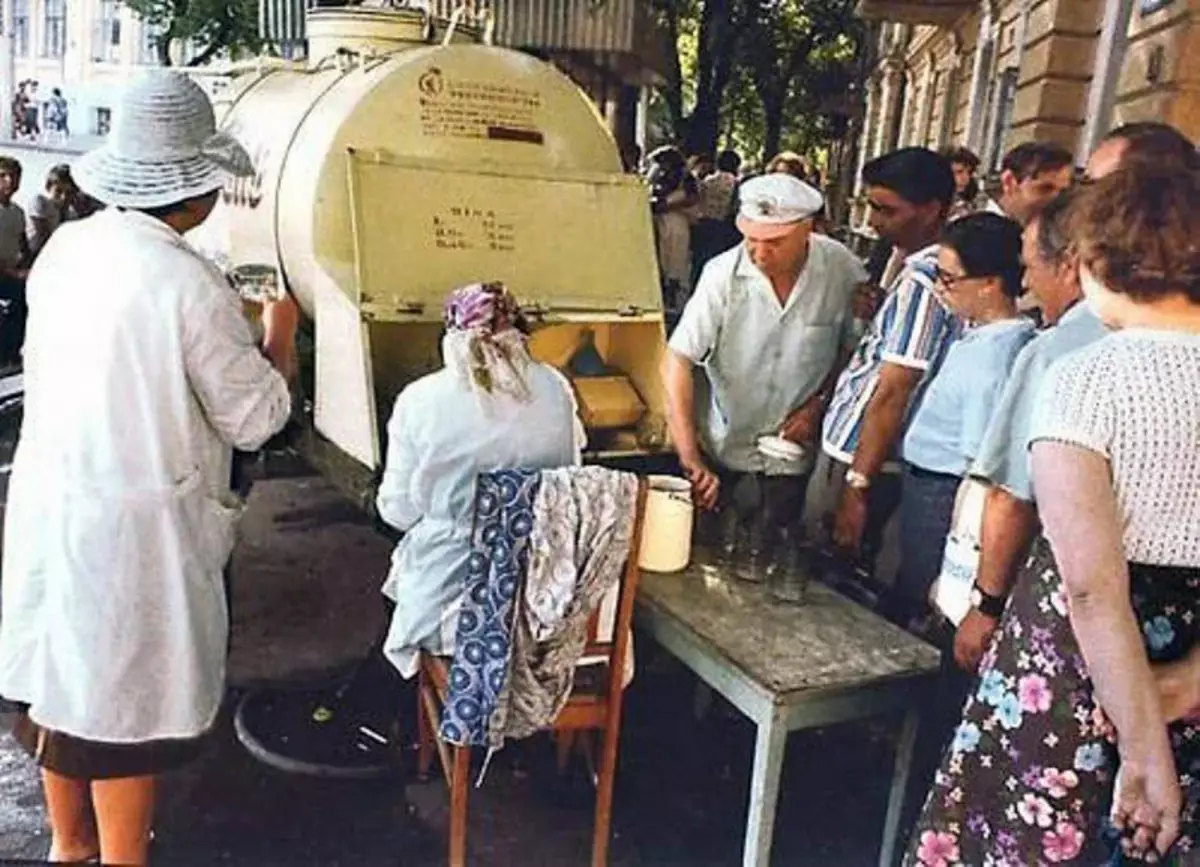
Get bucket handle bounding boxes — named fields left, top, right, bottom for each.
left=442, top=5, right=468, bottom=46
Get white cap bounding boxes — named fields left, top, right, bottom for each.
left=75, top=70, right=253, bottom=209
left=736, top=173, right=824, bottom=240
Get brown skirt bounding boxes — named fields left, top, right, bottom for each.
left=9, top=706, right=207, bottom=780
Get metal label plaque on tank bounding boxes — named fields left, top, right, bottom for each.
left=417, top=67, right=545, bottom=145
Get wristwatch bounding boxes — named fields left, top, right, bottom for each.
left=970, top=585, right=1008, bottom=619
left=844, top=469, right=871, bottom=491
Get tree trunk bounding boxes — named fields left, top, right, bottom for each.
left=761, top=100, right=784, bottom=163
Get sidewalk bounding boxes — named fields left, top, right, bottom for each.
left=0, top=132, right=103, bottom=157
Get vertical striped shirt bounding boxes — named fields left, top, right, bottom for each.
left=821, top=243, right=960, bottom=470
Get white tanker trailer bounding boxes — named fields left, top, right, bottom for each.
left=190, top=6, right=669, bottom=504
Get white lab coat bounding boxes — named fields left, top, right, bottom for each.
left=0, top=209, right=291, bottom=743
left=376, top=360, right=583, bottom=678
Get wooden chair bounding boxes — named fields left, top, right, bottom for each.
left=416, top=478, right=648, bottom=867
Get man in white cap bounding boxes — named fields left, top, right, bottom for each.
left=0, top=70, right=296, bottom=866
left=662, top=171, right=868, bottom=516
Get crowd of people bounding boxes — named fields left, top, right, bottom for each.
left=0, top=62, right=1196, bottom=867
left=664, top=123, right=1200, bottom=865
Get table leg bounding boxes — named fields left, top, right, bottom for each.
left=693, top=681, right=714, bottom=721
left=743, top=709, right=788, bottom=867
left=879, top=708, right=920, bottom=867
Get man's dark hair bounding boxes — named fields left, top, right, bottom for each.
left=1000, top=141, right=1074, bottom=181
left=1033, top=189, right=1075, bottom=267
left=940, top=212, right=1025, bottom=299
left=717, top=149, right=741, bottom=174
left=46, top=163, right=73, bottom=190
left=861, top=147, right=955, bottom=211
left=1102, top=122, right=1198, bottom=171
left=0, top=156, right=22, bottom=182
left=940, top=145, right=980, bottom=171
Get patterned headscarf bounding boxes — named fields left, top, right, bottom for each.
left=441, top=282, right=533, bottom=402
left=443, top=281, right=527, bottom=335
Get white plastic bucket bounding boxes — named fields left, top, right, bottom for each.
left=638, top=475, right=694, bottom=573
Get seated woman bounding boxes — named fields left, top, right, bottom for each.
left=377, top=281, right=585, bottom=676
left=906, top=163, right=1200, bottom=866
left=234, top=282, right=585, bottom=774
left=894, top=212, right=1035, bottom=627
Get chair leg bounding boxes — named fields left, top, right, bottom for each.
left=555, top=730, right=576, bottom=776
left=416, top=672, right=434, bottom=781
left=449, top=745, right=470, bottom=867
left=592, top=726, right=622, bottom=867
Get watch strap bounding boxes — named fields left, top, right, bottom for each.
left=972, top=585, right=1007, bottom=618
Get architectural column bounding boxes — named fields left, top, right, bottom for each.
left=897, top=66, right=918, bottom=147
left=876, top=57, right=906, bottom=156
left=855, top=75, right=881, bottom=193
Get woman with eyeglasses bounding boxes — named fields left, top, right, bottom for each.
left=906, top=165, right=1200, bottom=866
left=893, top=212, right=1036, bottom=630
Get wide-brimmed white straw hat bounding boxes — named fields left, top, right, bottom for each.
left=75, top=70, right=253, bottom=209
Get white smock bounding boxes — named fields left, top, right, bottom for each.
left=376, top=357, right=584, bottom=678
left=0, top=209, right=291, bottom=743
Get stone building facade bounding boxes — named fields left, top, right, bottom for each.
left=852, top=0, right=1199, bottom=220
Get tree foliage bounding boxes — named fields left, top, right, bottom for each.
left=650, top=0, right=865, bottom=166
left=124, top=0, right=262, bottom=67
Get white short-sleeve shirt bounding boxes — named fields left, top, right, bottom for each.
left=669, top=234, right=867, bottom=474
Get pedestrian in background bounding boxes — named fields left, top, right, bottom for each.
left=26, top=164, right=76, bottom=257
left=940, top=145, right=980, bottom=221
left=0, top=157, right=31, bottom=365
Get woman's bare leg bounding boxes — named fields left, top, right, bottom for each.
left=92, top=775, right=156, bottom=866
left=41, top=769, right=98, bottom=861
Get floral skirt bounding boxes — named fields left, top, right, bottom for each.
left=904, top=536, right=1200, bottom=867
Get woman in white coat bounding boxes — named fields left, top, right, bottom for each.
left=0, top=71, right=296, bottom=865
left=377, top=281, right=585, bottom=677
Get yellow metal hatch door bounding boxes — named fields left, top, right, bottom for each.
left=346, top=149, right=661, bottom=322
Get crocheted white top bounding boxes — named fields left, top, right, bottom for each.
left=1030, top=327, right=1200, bottom=568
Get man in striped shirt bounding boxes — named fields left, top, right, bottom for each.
left=819, top=148, right=961, bottom=576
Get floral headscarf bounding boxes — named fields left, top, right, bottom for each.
left=441, top=282, right=533, bottom=402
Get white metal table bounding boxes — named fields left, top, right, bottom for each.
left=635, top=557, right=941, bottom=867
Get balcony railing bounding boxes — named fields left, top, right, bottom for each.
left=855, top=0, right=978, bottom=28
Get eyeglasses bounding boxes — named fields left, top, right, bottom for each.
left=933, top=265, right=974, bottom=290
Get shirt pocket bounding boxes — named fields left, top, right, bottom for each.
left=792, top=323, right=840, bottom=376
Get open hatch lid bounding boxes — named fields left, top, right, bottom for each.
left=346, top=150, right=663, bottom=322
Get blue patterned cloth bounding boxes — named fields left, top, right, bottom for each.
left=438, top=470, right=540, bottom=746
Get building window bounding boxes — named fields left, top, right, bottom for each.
left=985, top=67, right=1020, bottom=173
left=12, top=0, right=29, bottom=58
left=139, top=21, right=165, bottom=64
left=43, top=0, right=67, bottom=58
left=93, top=0, right=122, bottom=63
left=96, top=107, right=112, bottom=136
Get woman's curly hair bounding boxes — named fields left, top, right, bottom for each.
left=1069, top=165, right=1200, bottom=303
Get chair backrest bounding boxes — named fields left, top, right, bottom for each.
left=577, top=478, right=648, bottom=685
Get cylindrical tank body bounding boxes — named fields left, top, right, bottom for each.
left=202, top=37, right=624, bottom=317
left=191, top=10, right=663, bottom=485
